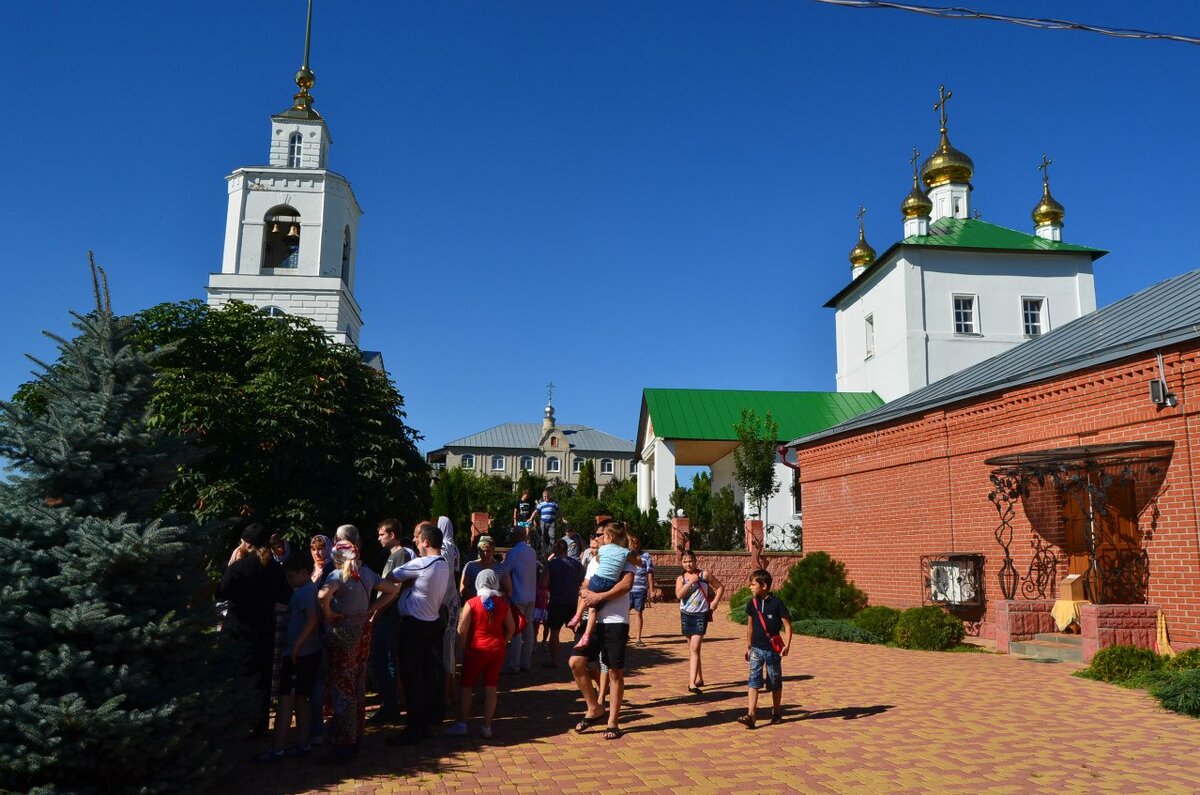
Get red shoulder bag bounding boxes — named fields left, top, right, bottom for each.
left=753, top=597, right=786, bottom=654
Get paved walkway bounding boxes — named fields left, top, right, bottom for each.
left=226, top=604, right=1200, bottom=794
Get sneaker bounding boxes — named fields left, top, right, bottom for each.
left=444, top=722, right=468, bottom=737
left=479, top=725, right=493, bottom=739
left=573, top=633, right=591, bottom=650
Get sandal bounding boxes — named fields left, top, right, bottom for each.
left=688, top=686, right=702, bottom=695
left=574, top=712, right=604, bottom=733
left=566, top=615, right=581, bottom=631
left=770, top=712, right=783, bottom=725
left=603, top=727, right=623, bottom=740
left=737, top=714, right=756, bottom=730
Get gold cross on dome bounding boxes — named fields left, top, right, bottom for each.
left=546, top=381, right=556, bottom=405
left=856, top=204, right=867, bottom=230
left=934, top=84, right=953, bottom=131
left=910, top=147, right=921, bottom=177
left=1039, top=153, right=1053, bottom=184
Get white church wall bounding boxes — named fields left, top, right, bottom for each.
left=834, top=258, right=911, bottom=401
left=918, top=248, right=1095, bottom=385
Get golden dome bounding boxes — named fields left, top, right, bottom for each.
left=849, top=225, right=876, bottom=268
left=1032, top=180, right=1064, bottom=226
left=921, top=129, right=974, bottom=188
left=901, top=177, right=933, bottom=219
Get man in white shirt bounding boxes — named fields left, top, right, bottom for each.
left=569, top=520, right=636, bottom=741
left=499, top=524, right=537, bottom=674
left=386, top=523, right=450, bottom=745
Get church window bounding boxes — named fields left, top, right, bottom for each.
left=572, top=458, right=584, bottom=474
left=261, top=306, right=287, bottom=318
left=460, top=454, right=475, bottom=469
left=520, top=455, right=533, bottom=471
left=953, top=295, right=977, bottom=335
left=491, top=455, right=506, bottom=471
left=547, top=456, right=561, bottom=473
left=630, top=460, right=638, bottom=477
left=864, top=314, right=875, bottom=359
left=263, top=206, right=301, bottom=269
left=550, top=436, right=558, bottom=448
left=1022, top=297, right=1045, bottom=337
left=341, top=226, right=352, bottom=285
left=287, top=132, right=303, bottom=168
left=600, top=458, right=614, bottom=475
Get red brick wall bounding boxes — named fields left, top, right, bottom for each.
left=795, top=343, right=1200, bottom=648
left=647, top=551, right=804, bottom=597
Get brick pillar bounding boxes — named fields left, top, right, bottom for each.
left=470, top=512, right=490, bottom=541
left=671, top=517, right=691, bottom=556
left=1080, top=604, right=1160, bottom=662
left=595, top=514, right=612, bottom=528
left=745, top=519, right=765, bottom=570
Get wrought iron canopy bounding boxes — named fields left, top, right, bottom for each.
left=985, top=441, right=1174, bottom=471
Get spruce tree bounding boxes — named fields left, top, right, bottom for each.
left=0, top=260, right=254, bottom=794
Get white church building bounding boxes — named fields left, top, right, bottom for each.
left=831, top=88, right=1105, bottom=401
left=635, top=87, right=1106, bottom=541
left=206, top=14, right=365, bottom=348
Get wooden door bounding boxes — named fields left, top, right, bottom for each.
left=1061, top=490, right=1090, bottom=576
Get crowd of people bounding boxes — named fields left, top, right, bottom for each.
left=217, top=500, right=796, bottom=765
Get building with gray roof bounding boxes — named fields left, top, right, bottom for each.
left=426, top=401, right=636, bottom=487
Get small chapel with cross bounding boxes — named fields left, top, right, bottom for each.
left=830, top=86, right=1104, bottom=402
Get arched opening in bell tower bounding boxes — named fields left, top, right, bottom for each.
left=262, top=205, right=301, bottom=270
left=341, top=225, right=352, bottom=285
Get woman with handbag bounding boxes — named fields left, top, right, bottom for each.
left=675, top=550, right=724, bottom=694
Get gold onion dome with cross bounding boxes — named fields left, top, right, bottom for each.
left=901, top=148, right=933, bottom=219
left=920, top=86, right=974, bottom=188
left=1032, top=155, right=1065, bottom=225
left=848, top=212, right=876, bottom=268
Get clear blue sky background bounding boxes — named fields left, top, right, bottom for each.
left=1, top=2, right=1198, bottom=458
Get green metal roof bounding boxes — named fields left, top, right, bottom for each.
left=901, top=217, right=1105, bottom=254
left=640, top=388, right=883, bottom=442
left=825, top=218, right=1107, bottom=308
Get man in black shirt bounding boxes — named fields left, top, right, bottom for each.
left=512, top=489, right=538, bottom=551
left=740, top=568, right=793, bottom=729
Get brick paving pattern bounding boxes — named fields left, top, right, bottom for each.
left=225, top=605, right=1200, bottom=794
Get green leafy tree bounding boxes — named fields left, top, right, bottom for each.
left=704, top=484, right=744, bottom=550
left=517, top=470, right=548, bottom=504
left=598, top=478, right=669, bottom=549
left=431, top=468, right=516, bottom=544
left=0, top=265, right=254, bottom=794
left=576, top=459, right=598, bottom=499
left=128, top=300, right=429, bottom=546
left=732, top=408, right=780, bottom=524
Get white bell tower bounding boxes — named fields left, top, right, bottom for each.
left=207, top=1, right=364, bottom=347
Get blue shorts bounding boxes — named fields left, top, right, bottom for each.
left=630, top=591, right=647, bottom=611
left=681, top=611, right=708, bottom=637
left=588, top=574, right=617, bottom=593
left=748, top=646, right=782, bottom=691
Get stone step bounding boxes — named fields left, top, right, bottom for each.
left=1033, top=632, right=1083, bottom=647
left=1010, top=639, right=1085, bottom=664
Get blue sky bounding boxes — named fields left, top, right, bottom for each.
left=2, top=2, right=1198, bottom=456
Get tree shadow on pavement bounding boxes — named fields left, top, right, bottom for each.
left=794, top=704, right=894, bottom=720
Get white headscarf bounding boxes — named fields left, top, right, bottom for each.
left=476, top=568, right=504, bottom=605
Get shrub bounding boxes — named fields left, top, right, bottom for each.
left=851, top=606, right=902, bottom=642
left=1165, top=647, right=1200, bottom=672
left=893, top=606, right=965, bottom=651
left=1125, top=669, right=1174, bottom=691
left=1148, top=669, right=1200, bottom=718
left=728, top=586, right=752, bottom=625
left=776, top=552, right=868, bottom=620
left=792, top=618, right=884, bottom=645
left=1076, top=645, right=1164, bottom=684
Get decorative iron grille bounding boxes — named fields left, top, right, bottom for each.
left=921, top=553, right=985, bottom=607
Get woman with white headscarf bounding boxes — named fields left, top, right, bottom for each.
left=437, top=516, right=463, bottom=708
left=445, top=569, right=514, bottom=738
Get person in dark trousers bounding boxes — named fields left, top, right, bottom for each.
left=386, top=523, right=451, bottom=746
left=368, top=518, right=408, bottom=724
left=219, top=523, right=292, bottom=734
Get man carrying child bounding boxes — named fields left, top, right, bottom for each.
left=740, top=568, right=794, bottom=729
